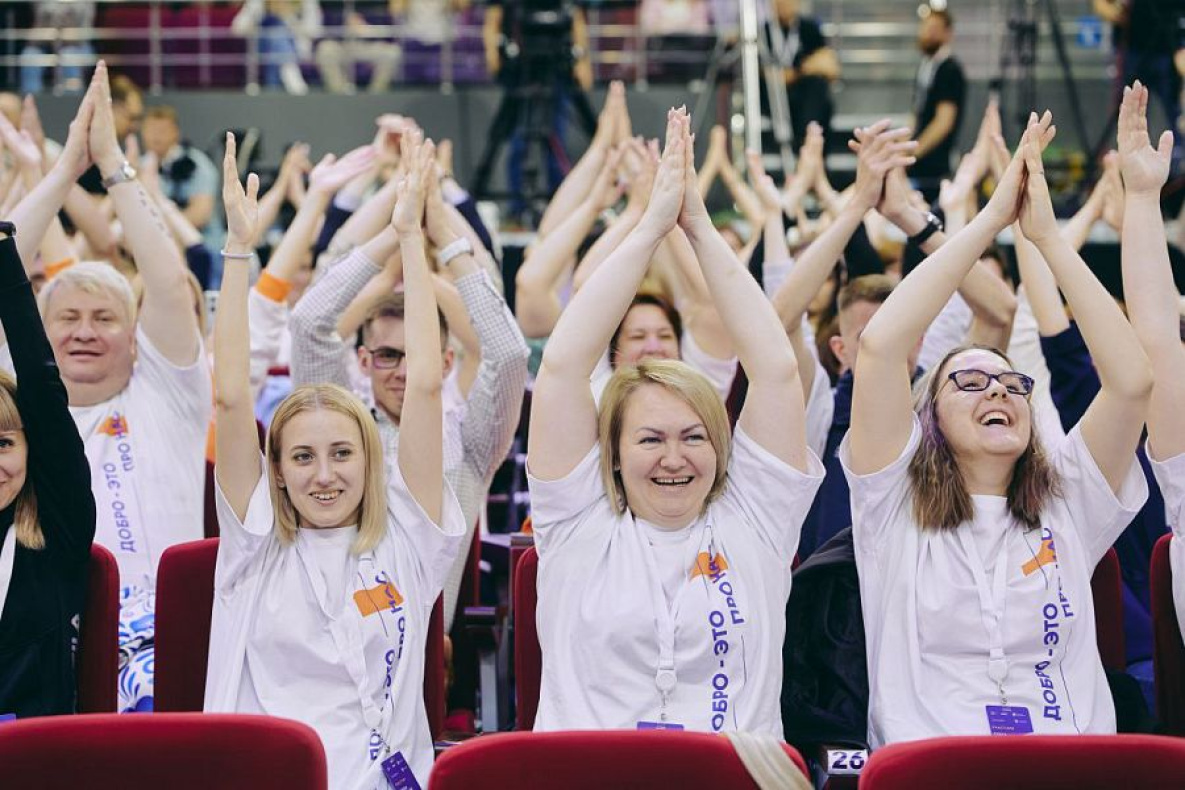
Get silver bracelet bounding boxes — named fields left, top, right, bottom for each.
left=221, top=249, right=255, bottom=260
left=437, top=237, right=474, bottom=267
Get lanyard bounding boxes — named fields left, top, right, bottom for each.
left=768, top=21, right=800, bottom=68
left=957, top=527, right=1015, bottom=706
left=638, top=517, right=711, bottom=722
left=293, top=537, right=391, bottom=741
left=0, top=527, right=15, bottom=620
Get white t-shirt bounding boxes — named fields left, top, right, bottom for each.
left=526, top=427, right=824, bottom=734
left=841, top=418, right=1147, bottom=748
left=1148, top=449, right=1185, bottom=642
left=205, top=456, right=465, bottom=790
left=67, top=327, right=211, bottom=590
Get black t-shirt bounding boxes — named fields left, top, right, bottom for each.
left=0, top=236, right=96, bottom=719
left=911, top=56, right=966, bottom=180
left=1122, top=0, right=1185, bottom=55
left=765, top=16, right=826, bottom=70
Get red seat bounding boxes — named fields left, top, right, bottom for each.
left=513, top=545, right=541, bottom=731
left=154, top=538, right=447, bottom=737
left=1152, top=533, right=1185, bottom=734
left=858, top=734, right=1185, bottom=790
left=0, top=713, right=326, bottom=790
left=1091, top=547, right=1125, bottom=673
left=431, top=730, right=809, bottom=789
left=76, top=543, right=119, bottom=713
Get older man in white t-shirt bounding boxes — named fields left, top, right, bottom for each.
left=10, top=64, right=210, bottom=712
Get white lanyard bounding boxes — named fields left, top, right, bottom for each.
left=957, top=527, right=1015, bottom=706
left=638, top=517, right=711, bottom=722
left=0, top=526, right=15, bottom=620
left=293, top=538, right=391, bottom=739
left=768, top=22, right=800, bottom=68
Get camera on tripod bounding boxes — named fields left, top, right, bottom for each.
left=497, top=0, right=578, bottom=86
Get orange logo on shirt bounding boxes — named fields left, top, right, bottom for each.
left=96, top=414, right=130, bottom=439
left=689, top=552, right=729, bottom=580
left=1022, top=537, right=1058, bottom=576
left=353, top=580, right=405, bottom=617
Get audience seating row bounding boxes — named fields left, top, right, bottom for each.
left=2, top=714, right=1184, bottom=789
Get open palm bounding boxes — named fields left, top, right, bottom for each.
left=1117, top=82, right=1171, bottom=197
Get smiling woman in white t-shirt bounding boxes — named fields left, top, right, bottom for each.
left=1114, top=83, right=1185, bottom=642
left=206, top=132, right=464, bottom=790
left=527, top=108, right=824, bottom=735
left=843, top=115, right=1151, bottom=748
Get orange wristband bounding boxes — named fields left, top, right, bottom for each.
left=255, top=271, right=292, bottom=303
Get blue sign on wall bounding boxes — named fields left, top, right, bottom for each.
left=1077, top=16, right=1105, bottom=49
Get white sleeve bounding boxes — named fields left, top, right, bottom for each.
left=1149, top=449, right=1185, bottom=539
left=681, top=328, right=737, bottom=401
left=804, top=361, right=834, bottom=460
left=248, top=288, right=289, bottom=401
left=1007, top=288, right=1064, bottom=446
left=526, top=443, right=607, bottom=556
left=213, top=453, right=277, bottom=592
left=385, top=459, right=466, bottom=605
left=839, top=415, right=921, bottom=557
left=133, top=325, right=212, bottom=424
left=1050, top=426, right=1148, bottom=568
left=918, top=292, right=972, bottom=372
left=719, top=425, right=825, bottom=561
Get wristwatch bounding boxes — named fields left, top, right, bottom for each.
left=0, top=221, right=15, bottom=239
left=101, top=161, right=138, bottom=190
left=906, top=211, right=944, bottom=248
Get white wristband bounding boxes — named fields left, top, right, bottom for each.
left=437, top=237, right=473, bottom=267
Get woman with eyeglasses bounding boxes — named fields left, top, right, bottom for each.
left=843, top=114, right=1151, bottom=746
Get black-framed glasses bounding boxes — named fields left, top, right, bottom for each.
left=947, top=368, right=1034, bottom=396
left=365, top=346, right=407, bottom=370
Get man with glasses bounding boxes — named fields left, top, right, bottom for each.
left=290, top=190, right=529, bottom=630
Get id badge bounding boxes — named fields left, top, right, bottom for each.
left=637, top=721, right=685, bottom=730
left=0, top=713, right=14, bottom=723
left=380, top=752, right=422, bottom=790
left=985, top=705, right=1034, bottom=735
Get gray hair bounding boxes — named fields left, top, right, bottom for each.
left=39, top=261, right=138, bottom=324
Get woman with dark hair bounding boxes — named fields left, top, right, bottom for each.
left=527, top=108, right=823, bottom=733
left=844, top=114, right=1151, bottom=745
left=0, top=92, right=97, bottom=718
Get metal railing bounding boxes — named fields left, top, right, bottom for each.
left=0, top=0, right=1115, bottom=93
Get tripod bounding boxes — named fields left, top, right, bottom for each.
left=993, top=0, right=1092, bottom=183
left=472, top=1, right=596, bottom=226
left=691, top=0, right=795, bottom=180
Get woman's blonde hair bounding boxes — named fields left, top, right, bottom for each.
left=0, top=372, right=40, bottom=550
left=598, top=359, right=731, bottom=517
left=909, top=344, right=1061, bottom=530
left=267, top=384, right=387, bottom=553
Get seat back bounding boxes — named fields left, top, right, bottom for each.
left=0, top=713, right=327, bottom=790
left=431, top=730, right=809, bottom=790
left=859, top=734, right=1185, bottom=790
left=1152, top=533, right=1185, bottom=734
left=154, top=538, right=219, bottom=711
left=154, top=538, right=447, bottom=737
left=513, top=546, right=541, bottom=731
left=76, top=544, right=120, bottom=712
left=1091, top=547, right=1125, bottom=672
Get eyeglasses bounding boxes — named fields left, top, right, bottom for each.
left=946, top=368, right=1034, bottom=397
left=365, top=346, right=407, bottom=369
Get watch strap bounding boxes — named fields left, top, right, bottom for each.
left=906, top=212, right=943, bottom=247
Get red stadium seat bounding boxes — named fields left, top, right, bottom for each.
left=1091, top=547, right=1125, bottom=673
left=858, top=734, right=1185, bottom=790
left=431, top=730, right=809, bottom=790
left=513, top=545, right=541, bottom=731
left=154, top=538, right=447, bottom=737
left=1152, top=533, right=1185, bottom=734
left=0, top=713, right=327, bottom=790
left=76, top=543, right=119, bottom=713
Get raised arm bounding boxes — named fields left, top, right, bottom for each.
left=1118, top=81, right=1185, bottom=461
left=392, top=134, right=445, bottom=525
left=850, top=116, right=1048, bottom=475
left=89, top=62, right=200, bottom=365
left=529, top=110, right=686, bottom=481
left=8, top=94, right=92, bottom=270
left=1018, top=114, right=1151, bottom=492
left=214, top=134, right=263, bottom=522
left=516, top=146, right=624, bottom=337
